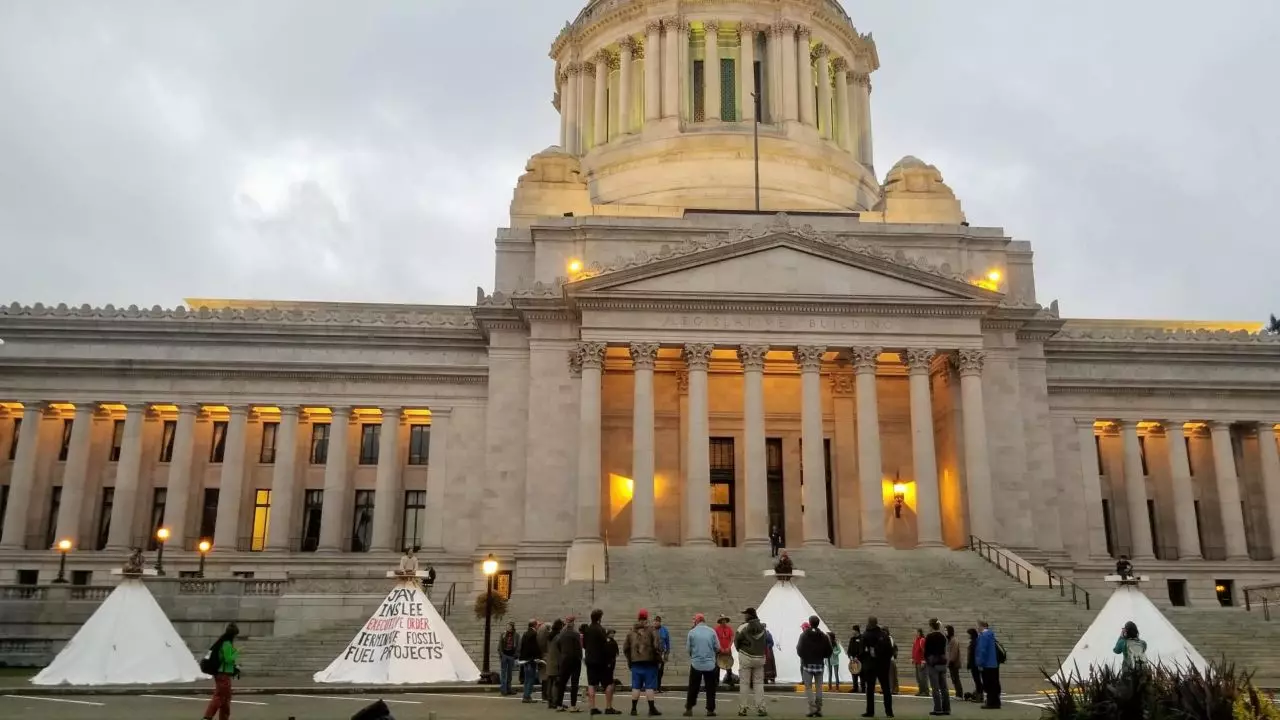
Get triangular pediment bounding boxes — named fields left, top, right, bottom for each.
left=569, top=232, right=1000, bottom=303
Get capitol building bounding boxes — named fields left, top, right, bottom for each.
left=2, top=0, right=1279, bottom=604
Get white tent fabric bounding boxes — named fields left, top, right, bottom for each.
left=314, top=579, right=480, bottom=684
left=732, top=581, right=827, bottom=684
left=1053, top=584, right=1208, bottom=682
left=32, top=578, right=205, bottom=685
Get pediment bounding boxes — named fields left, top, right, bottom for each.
left=569, top=232, right=1000, bottom=303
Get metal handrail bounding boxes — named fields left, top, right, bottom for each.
left=1244, top=583, right=1280, bottom=620
left=1045, top=567, right=1092, bottom=611
left=968, top=536, right=1035, bottom=588
left=440, top=582, right=458, bottom=620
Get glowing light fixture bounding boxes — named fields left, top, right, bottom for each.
left=568, top=258, right=584, bottom=275
left=482, top=553, right=499, bottom=577
left=57, top=539, right=73, bottom=552
left=987, top=269, right=1002, bottom=283
left=197, top=539, right=212, bottom=578
left=893, top=482, right=907, bottom=518
left=53, top=539, right=73, bottom=583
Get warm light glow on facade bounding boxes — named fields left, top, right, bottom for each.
left=972, top=268, right=1003, bottom=292
left=156, top=527, right=171, bottom=541
left=198, top=540, right=212, bottom=553
left=56, top=539, right=73, bottom=551
left=568, top=258, right=584, bottom=274
left=482, top=554, right=499, bottom=576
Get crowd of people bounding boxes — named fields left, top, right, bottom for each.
left=496, top=606, right=1006, bottom=718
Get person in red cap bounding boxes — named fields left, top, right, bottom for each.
left=624, top=609, right=662, bottom=716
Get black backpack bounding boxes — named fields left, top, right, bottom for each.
left=199, top=640, right=223, bottom=675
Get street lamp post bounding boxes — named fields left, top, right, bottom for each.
left=197, top=540, right=211, bottom=578
left=154, top=527, right=171, bottom=576
left=480, top=553, right=499, bottom=684
left=53, top=539, right=73, bottom=583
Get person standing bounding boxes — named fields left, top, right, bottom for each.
left=763, top=628, right=777, bottom=684
left=684, top=613, right=719, bottom=717
left=547, top=619, right=566, bottom=709
left=201, top=623, right=240, bottom=720
left=825, top=631, right=841, bottom=692
left=714, top=615, right=736, bottom=686
left=923, top=619, right=950, bottom=716
left=605, top=629, right=622, bottom=714
left=846, top=625, right=863, bottom=694
left=769, top=526, right=782, bottom=558
left=734, top=607, right=769, bottom=717
left=539, top=619, right=555, bottom=702
left=796, top=616, right=833, bottom=718
left=655, top=616, right=672, bottom=693
left=974, top=621, right=1001, bottom=709
left=498, top=621, right=519, bottom=696
left=944, top=625, right=962, bottom=700
left=557, top=616, right=584, bottom=712
left=911, top=629, right=929, bottom=696
left=964, top=628, right=983, bottom=704
left=1113, top=621, right=1148, bottom=671
left=585, top=609, right=620, bottom=716
left=520, top=620, right=542, bottom=703
left=624, top=609, right=663, bottom=717
left=858, top=617, right=893, bottom=719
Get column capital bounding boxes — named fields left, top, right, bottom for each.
left=70, top=402, right=97, bottom=417
left=566, top=61, right=585, bottom=76
left=380, top=407, right=404, bottom=420
left=812, top=43, right=830, bottom=60
left=226, top=404, right=250, bottom=417
left=904, top=348, right=936, bottom=374
left=953, top=349, right=986, bottom=376
left=829, top=373, right=855, bottom=396
left=795, top=24, right=811, bottom=39
left=703, top=20, right=720, bottom=34
left=594, top=48, right=613, bottom=66
left=1075, top=418, right=1099, bottom=431
left=632, top=42, right=645, bottom=61
left=618, top=35, right=637, bottom=52
left=851, top=346, right=881, bottom=374
left=792, top=346, right=826, bottom=372
left=832, top=57, right=849, bottom=73
left=737, top=344, right=769, bottom=372
left=645, top=19, right=663, bottom=34
left=576, top=341, right=608, bottom=370
left=176, top=403, right=202, bottom=416
left=663, top=16, right=689, bottom=33
left=739, top=21, right=760, bottom=36
left=629, top=342, right=660, bottom=369
left=682, top=343, right=714, bottom=371
left=1208, top=420, right=1234, bottom=432
left=1114, top=418, right=1141, bottom=431
left=851, top=72, right=870, bottom=88
left=773, top=20, right=796, bottom=36
left=1160, top=420, right=1187, bottom=437
left=581, top=60, right=596, bottom=74
left=123, top=402, right=149, bottom=415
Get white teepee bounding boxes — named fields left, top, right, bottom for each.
left=732, top=581, right=828, bottom=684
left=32, top=578, right=205, bottom=685
left=314, top=579, right=480, bottom=684
left=1052, top=584, right=1208, bottom=682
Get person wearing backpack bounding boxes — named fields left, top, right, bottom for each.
left=1113, top=621, right=1148, bottom=671
left=201, top=622, right=240, bottom=720
left=858, top=617, right=894, bottom=718
left=974, top=621, right=1001, bottom=709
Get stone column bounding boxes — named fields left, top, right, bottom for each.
left=854, top=71, right=874, bottom=167
left=906, top=349, right=943, bottom=547
left=52, top=404, right=96, bottom=546
left=619, top=38, right=635, bottom=135
left=265, top=407, right=300, bottom=552
left=739, top=345, right=769, bottom=547
left=629, top=342, right=660, bottom=544
left=854, top=347, right=886, bottom=546
left=370, top=408, right=403, bottom=552
left=739, top=23, right=757, bottom=122
left=1117, top=420, right=1154, bottom=559
left=797, top=27, right=815, bottom=128
left=815, top=45, right=832, bottom=139
left=1075, top=419, right=1110, bottom=558
left=779, top=22, right=798, bottom=122
left=0, top=402, right=46, bottom=549
left=160, top=404, right=199, bottom=547
left=564, top=63, right=580, bottom=154
left=683, top=343, right=714, bottom=546
left=1163, top=420, right=1201, bottom=559
left=594, top=53, right=609, bottom=147
left=106, top=403, right=147, bottom=550
left=1209, top=421, right=1250, bottom=559
left=1257, top=422, right=1280, bottom=561
left=703, top=21, right=721, bottom=121
left=558, top=69, right=570, bottom=149
left=644, top=20, right=662, bottom=123
left=662, top=17, right=682, bottom=119
left=578, top=61, right=593, bottom=152
left=566, top=344, right=607, bottom=581
left=956, top=351, right=995, bottom=541
left=834, top=58, right=852, bottom=150
left=767, top=24, right=784, bottom=122
left=421, top=408, right=451, bottom=551
left=318, top=406, right=352, bottom=552
left=212, top=405, right=249, bottom=552
left=795, top=345, right=830, bottom=546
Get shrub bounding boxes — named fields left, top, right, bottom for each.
left=1044, top=659, right=1279, bottom=720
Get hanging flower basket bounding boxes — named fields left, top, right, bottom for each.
left=474, top=591, right=509, bottom=621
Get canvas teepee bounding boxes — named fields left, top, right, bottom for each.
left=32, top=578, right=205, bottom=685
left=733, top=581, right=828, bottom=684
left=314, top=579, right=480, bottom=684
left=1053, top=584, right=1208, bottom=682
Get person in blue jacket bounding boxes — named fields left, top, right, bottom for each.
left=654, top=615, right=672, bottom=693
left=973, top=621, right=1001, bottom=709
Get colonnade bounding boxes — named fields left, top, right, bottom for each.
left=0, top=401, right=450, bottom=554
left=569, top=342, right=995, bottom=550
left=558, top=17, right=873, bottom=164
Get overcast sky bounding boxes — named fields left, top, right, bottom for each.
left=1, top=1, right=1276, bottom=321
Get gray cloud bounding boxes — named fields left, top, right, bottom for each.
left=1, top=0, right=1275, bottom=321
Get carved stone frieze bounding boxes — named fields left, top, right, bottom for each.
left=793, top=345, right=826, bottom=371
left=737, top=344, right=769, bottom=372
left=1054, top=324, right=1280, bottom=344
left=0, top=302, right=477, bottom=329
left=629, top=342, right=660, bottom=369
left=851, top=346, right=881, bottom=373
left=682, top=343, right=714, bottom=371
left=675, top=370, right=689, bottom=393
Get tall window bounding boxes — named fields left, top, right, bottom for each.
left=1193, top=500, right=1206, bottom=555
left=260, top=422, right=278, bottom=464
left=250, top=489, right=271, bottom=552
left=109, top=420, right=125, bottom=462
left=1094, top=435, right=1105, bottom=475
left=199, top=488, right=219, bottom=543
left=402, top=490, right=426, bottom=551
left=709, top=437, right=736, bottom=547
left=7, top=417, right=20, bottom=460
left=147, top=488, right=167, bottom=551
left=96, top=487, right=114, bottom=551
left=359, top=424, right=380, bottom=465
left=209, top=421, right=228, bottom=463
left=1186, top=436, right=1196, bottom=476
left=1138, top=435, right=1150, bottom=476
left=408, top=425, right=430, bottom=465
left=310, top=423, right=330, bottom=464
left=753, top=51, right=766, bottom=122
left=766, top=438, right=785, bottom=544
left=1147, top=499, right=1160, bottom=559
left=58, top=419, right=73, bottom=461
left=158, top=420, right=177, bottom=463
left=351, top=490, right=374, bottom=552
left=1100, top=498, right=1114, bottom=557
left=720, top=57, right=737, bottom=122
left=692, top=60, right=705, bottom=122
left=45, top=486, right=62, bottom=548
left=301, top=489, right=323, bottom=552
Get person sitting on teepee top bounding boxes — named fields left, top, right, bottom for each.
left=774, top=551, right=794, bottom=581
left=398, top=547, right=419, bottom=576
left=122, top=548, right=144, bottom=575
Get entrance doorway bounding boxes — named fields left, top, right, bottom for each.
left=766, top=438, right=785, bottom=546
left=710, top=437, right=736, bottom=546
left=799, top=438, right=836, bottom=544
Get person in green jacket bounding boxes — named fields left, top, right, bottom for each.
left=1112, top=621, right=1148, bottom=672
left=203, top=623, right=240, bottom=720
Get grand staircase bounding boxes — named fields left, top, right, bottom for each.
left=236, top=546, right=1280, bottom=687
